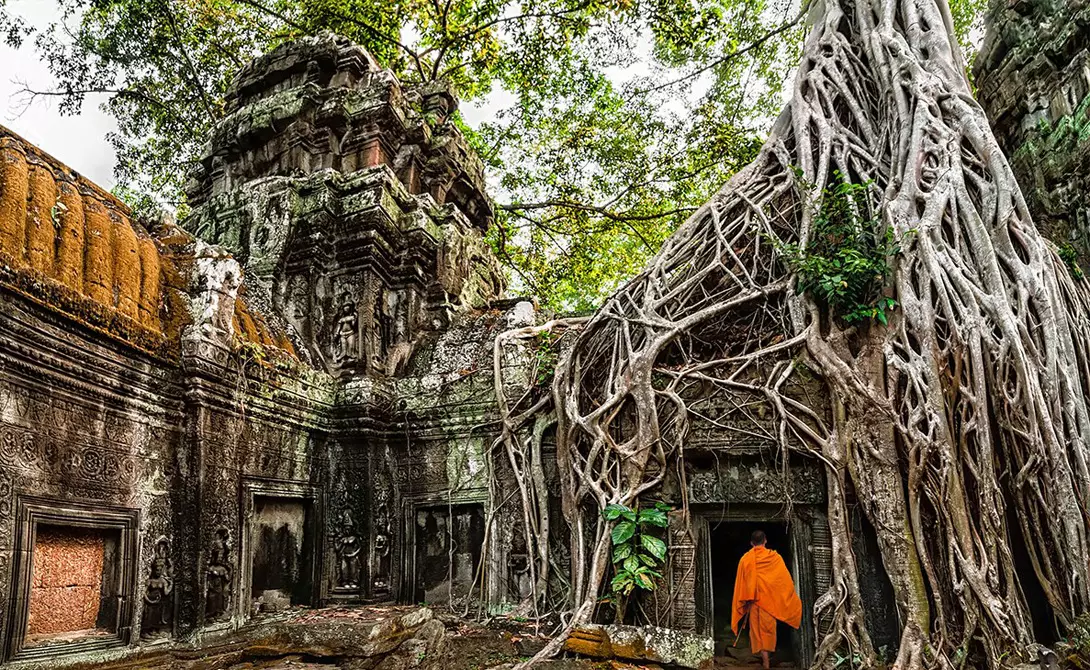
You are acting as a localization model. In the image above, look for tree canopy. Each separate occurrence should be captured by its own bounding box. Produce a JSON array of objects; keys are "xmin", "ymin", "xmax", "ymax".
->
[{"xmin": 0, "ymin": 0, "xmax": 984, "ymax": 308}]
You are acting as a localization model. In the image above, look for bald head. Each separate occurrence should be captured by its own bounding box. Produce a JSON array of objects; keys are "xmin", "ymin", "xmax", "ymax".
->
[{"xmin": 750, "ymin": 530, "xmax": 767, "ymax": 547}]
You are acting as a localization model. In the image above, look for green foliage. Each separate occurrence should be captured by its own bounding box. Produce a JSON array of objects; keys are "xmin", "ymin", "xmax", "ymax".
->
[
  {"xmin": 779, "ymin": 171, "xmax": 901, "ymax": 325},
  {"xmin": 0, "ymin": 0, "xmax": 987, "ymax": 307},
  {"xmin": 532, "ymin": 331, "xmax": 559, "ymax": 388},
  {"xmin": 603, "ymin": 502, "xmax": 669, "ymax": 621},
  {"xmin": 1059, "ymin": 242, "xmax": 1085, "ymax": 280}
]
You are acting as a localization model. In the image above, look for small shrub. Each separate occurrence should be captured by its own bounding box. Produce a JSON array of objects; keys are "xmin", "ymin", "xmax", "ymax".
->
[
  {"xmin": 603, "ymin": 502, "xmax": 670, "ymax": 623},
  {"xmin": 1059, "ymin": 242, "xmax": 1084, "ymax": 280},
  {"xmin": 533, "ymin": 332, "xmax": 558, "ymax": 387},
  {"xmin": 780, "ymin": 170, "xmax": 901, "ymax": 325}
]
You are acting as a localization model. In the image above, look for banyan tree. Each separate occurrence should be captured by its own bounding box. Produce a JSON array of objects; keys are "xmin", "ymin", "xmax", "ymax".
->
[{"xmin": 503, "ymin": 0, "xmax": 1090, "ymax": 665}]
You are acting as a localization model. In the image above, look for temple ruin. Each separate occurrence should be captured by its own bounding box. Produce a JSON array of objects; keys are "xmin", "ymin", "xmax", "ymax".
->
[{"xmin": 0, "ymin": 33, "xmax": 912, "ymax": 668}]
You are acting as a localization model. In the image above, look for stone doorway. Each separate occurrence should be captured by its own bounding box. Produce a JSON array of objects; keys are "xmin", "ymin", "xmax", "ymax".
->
[
  {"xmin": 4, "ymin": 496, "xmax": 138, "ymax": 662},
  {"xmin": 693, "ymin": 506, "xmax": 824, "ymax": 670},
  {"xmin": 410, "ymin": 504, "xmax": 485, "ymax": 606},
  {"xmin": 241, "ymin": 479, "xmax": 321, "ymax": 619},
  {"xmin": 250, "ymin": 497, "xmax": 312, "ymax": 613},
  {"xmin": 708, "ymin": 520, "xmax": 797, "ymax": 667},
  {"xmin": 25, "ymin": 525, "xmax": 122, "ymax": 647}
]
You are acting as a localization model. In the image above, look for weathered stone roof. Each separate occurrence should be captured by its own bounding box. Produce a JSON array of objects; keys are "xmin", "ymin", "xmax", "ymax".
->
[
  {"xmin": 0, "ymin": 124, "xmax": 297, "ymax": 360},
  {"xmin": 186, "ymin": 33, "xmax": 494, "ymax": 232},
  {"xmin": 0, "ymin": 124, "xmax": 165, "ymax": 351}
]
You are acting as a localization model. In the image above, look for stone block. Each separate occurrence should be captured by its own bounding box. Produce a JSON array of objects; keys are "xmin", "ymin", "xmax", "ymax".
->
[{"xmin": 562, "ymin": 624, "xmax": 714, "ymax": 670}]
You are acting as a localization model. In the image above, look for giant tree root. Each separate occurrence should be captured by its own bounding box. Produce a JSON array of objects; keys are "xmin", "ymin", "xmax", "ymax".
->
[{"xmin": 509, "ymin": 0, "xmax": 1090, "ymax": 666}]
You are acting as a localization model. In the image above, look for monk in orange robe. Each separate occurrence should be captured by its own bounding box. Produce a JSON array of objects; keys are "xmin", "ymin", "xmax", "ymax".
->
[{"xmin": 731, "ymin": 530, "xmax": 803, "ymax": 669}]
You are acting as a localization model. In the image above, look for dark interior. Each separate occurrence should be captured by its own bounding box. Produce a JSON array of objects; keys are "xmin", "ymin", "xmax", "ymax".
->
[
  {"xmin": 413, "ymin": 504, "xmax": 485, "ymax": 605},
  {"xmin": 1006, "ymin": 504, "xmax": 1059, "ymax": 644},
  {"xmin": 710, "ymin": 520, "xmax": 796, "ymax": 664},
  {"xmin": 251, "ymin": 496, "xmax": 312, "ymax": 611}
]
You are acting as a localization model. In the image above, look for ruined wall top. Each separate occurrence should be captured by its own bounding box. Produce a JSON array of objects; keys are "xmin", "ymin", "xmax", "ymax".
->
[
  {"xmin": 0, "ymin": 125, "xmax": 166, "ymax": 352},
  {"xmin": 0, "ymin": 124, "xmax": 299, "ymax": 362},
  {"xmin": 186, "ymin": 33, "xmax": 493, "ymax": 231},
  {"xmin": 974, "ymin": 0, "xmax": 1090, "ymax": 251}
]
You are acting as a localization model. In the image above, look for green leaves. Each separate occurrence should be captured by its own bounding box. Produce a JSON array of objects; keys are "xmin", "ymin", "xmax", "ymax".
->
[
  {"xmin": 641, "ymin": 534, "xmax": 667, "ymax": 560},
  {"xmin": 779, "ymin": 170, "xmax": 902, "ymax": 326},
  {"xmin": 637, "ymin": 505, "xmax": 669, "ymax": 528},
  {"xmin": 611, "ymin": 520, "xmax": 636, "ymax": 544},
  {"xmin": 604, "ymin": 501, "xmax": 670, "ymax": 614}
]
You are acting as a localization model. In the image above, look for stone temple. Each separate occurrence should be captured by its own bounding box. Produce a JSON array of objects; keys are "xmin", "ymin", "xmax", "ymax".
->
[{"xmin": 0, "ymin": 34, "xmax": 907, "ymax": 668}]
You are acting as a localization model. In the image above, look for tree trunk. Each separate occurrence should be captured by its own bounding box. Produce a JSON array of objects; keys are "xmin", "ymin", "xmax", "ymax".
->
[{"xmin": 520, "ymin": 0, "xmax": 1090, "ymax": 665}]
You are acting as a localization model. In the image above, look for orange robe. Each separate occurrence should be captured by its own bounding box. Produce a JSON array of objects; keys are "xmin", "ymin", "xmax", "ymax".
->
[{"xmin": 731, "ymin": 546, "xmax": 802, "ymax": 653}]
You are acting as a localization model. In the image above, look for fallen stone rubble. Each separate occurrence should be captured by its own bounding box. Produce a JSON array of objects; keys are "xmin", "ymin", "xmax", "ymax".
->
[{"xmin": 21, "ymin": 606, "xmax": 720, "ymax": 670}]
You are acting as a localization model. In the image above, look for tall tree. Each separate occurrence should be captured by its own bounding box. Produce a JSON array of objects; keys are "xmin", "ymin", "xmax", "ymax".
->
[
  {"xmin": 0, "ymin": 0, "xmax": 981, "ymax": 307},
  {"xmin": 511, "ymin": 0, "xmax": 1090, "ymax": 664}
]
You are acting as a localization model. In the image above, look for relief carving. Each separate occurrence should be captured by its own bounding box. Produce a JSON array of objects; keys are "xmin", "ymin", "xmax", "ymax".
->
[
  {"xmin": 334, "ymin": 509, "xmax": 362, "ymax": 591},
  {"xmin": 332, "ymin": 294, "xmax": 359, "ymax": 364},
  {"xmin": 371, "ymin": 495, "xmax": 392, "ymax": 597},
  {"xmin": 205, "ymin": 528, "xmax": 232, "ymax": 621},
  {"xmin": 142, "ymin": 537, "xmax": 174, "ymax": 638}
]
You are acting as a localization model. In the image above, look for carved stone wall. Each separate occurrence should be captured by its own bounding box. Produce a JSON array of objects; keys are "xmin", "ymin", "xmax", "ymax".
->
[
  {"xmin": 0, "ymin": 289, "xmax": 182, "ymax": 661},
  {"xmin": 975, "ymin": 0, "xmax": 1090, "ymax": 262}
]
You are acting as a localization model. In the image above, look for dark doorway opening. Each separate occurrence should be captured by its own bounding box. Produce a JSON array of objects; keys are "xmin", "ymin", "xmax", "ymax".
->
[
  {"xmin": 710, "ymin": 520, "xmax": 797, "ymax": 667},
  {"xmin": 412, "ymin": 504, "xmax": 485, "ymax": 606},
  {"xmin": 250, "ymin": 496, "xmax": 313, "ymax": 615},
  {"xmin": 1006, "ymin": 504, "xmax": 1059, "ymax": 644}
]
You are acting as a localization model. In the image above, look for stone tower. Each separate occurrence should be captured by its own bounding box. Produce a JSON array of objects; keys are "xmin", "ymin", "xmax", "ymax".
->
[{"xmin": 183, "ymin": 34, "xmax": 506, "ymax": 376}]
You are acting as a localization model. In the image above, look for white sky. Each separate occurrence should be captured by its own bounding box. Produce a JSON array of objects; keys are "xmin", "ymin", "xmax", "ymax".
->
[
  {"xmin": 0, "ymin": 2, "xmax": 674, "ymax": 194},
  {"xmin": 0, "ymin": 0, "xmax": 118, "ymax": 188}
]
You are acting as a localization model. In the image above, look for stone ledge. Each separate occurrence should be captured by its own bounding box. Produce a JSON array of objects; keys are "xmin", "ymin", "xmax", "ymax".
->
[{"xmin": 562, "ymin": 624, "xmax": 714, "ymax": 670}]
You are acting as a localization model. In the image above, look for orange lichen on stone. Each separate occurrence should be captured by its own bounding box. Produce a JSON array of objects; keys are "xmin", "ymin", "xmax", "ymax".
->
[
  {"xmin": 235, "ymin": 299, "xmax": 260, "ymax": 343},
  {"xmin": 24, "ymin": 163, "xmax": 57, "ymax": 275},
  {"xmin": 110, "ymin": 209, "xmax": 141, "ymax": 319},
  {"xmin": 0, "ymin": 125, "xmax": 175, "ymax": 355},
  {"xmin": 138, "ymin": 236, "xmax": 161, "ymax": 330},
  {"xmin": 276, "ymin": 332, "xmax": 297, "ymax": 356},
  {"xmin": 83, "ymin": 197, "xmax": 114, "ymax": 305},
  {"xmin": 253, "ymin": 311, "xmax": 276, "ymax": 347},
  {"xmin": 27, "ymin": 527, "xmax": 105, "ymax": 637},
  {"xmin": 54, "ymin": 178, "xmax": 86, "ymax": 291},
  {"xmin": 0, "ymin": 139, "xmax": 28, "ymax": 265}
]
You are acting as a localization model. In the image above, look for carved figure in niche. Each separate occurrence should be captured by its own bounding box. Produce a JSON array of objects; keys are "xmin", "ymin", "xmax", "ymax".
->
[
  {"xmin": 371, "ymin": 289, "xmax": 391, "ymax": 371},
  {"xmin": 205, "ymin": 528, "xmax": 232, "ymax": 621},
  {"xmin": 372, "ymin": 530, "xmax": 391, "ymax": 593},
  {"xmin": 332, "ymin": 294, "xmax": 358, "ymax": 363},
  {"xmin": 335, "ymin": 510, "xmax": 362, "ymax": 590},
  {"xmin": 371, "ymin": 500, "xmax": 393, "ymax": 595},
  {"xmin": 142, "ymin": 537, "xmax": 174, "ymax": 637}
]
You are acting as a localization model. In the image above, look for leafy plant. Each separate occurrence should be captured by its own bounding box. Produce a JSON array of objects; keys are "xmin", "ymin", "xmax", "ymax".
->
[
  {"xmin": 780, "ymin": 170, "xmax": 901, "ymax": 325},
  {"xmin": 1059, "ymin": 242, "xmax": 1085, "ymax": 280},
  {"xmin": 533, "ymin": 332, "xmax": 559, "ymax": 388},
  {"xmin": 603, "ymin": 501, "xmax": 670, "ymax": 622}
]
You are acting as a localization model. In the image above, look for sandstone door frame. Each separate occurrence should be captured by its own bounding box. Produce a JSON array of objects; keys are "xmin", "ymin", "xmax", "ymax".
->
[
  {"xmin": 692, "ymin": 503, "xmax": 823, "ymax": 669},
  {"xmin": 238, "ymin": 477, "xmax": 323, "ymax": 621},
  {"xmin": 400, "ymin": 490, "xmax": 489, "ymax": 606},
  {"xmin": 3, "ymin": 494, "xmax": 139, "ymax": 662}
]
